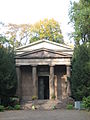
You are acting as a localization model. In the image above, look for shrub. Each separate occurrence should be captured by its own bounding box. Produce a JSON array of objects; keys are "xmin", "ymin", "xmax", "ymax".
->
[
  {"xmin": 0, "ymin": 105, "xmax": 5, "ymax": 112},
  {"xmin": 80, "ymin": 102, "xmax": 85, "ymax": 109},
  {"xmin": 32, "ymin": 96, "xmax": 37, "ymax": 100},
  {"xmin": 6, "ymin": 106, "xmax": 14, "ymax": 110},
  {"xmin": 51, "ymin": 94, "xmax": 56, "ymax": 100},
  {"xmin": 66, "ymin": 104, "xmax": 73, "ymax": 110},
  {"xmin": 52, "ymin": 105, "xmax": 56, "ymax": 110},
  {"xmin": 9, "ymin": 97, "xmax": 19, "ymax": 106},
  {"xmin": 83, "ymin": 96, "xmax": 90, "ymax": 111},
  {"xmin": 14, "ymin": 105, "xmax": 21, "ymax": 110}
]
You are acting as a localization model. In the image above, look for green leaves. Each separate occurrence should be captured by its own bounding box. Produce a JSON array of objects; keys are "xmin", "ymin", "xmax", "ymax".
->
[
  {"xmin": 0, "ymin": 45, "xmax": 17, "ymax": 105},
  {"xmin": 83, "ymin": 96, "xmax": 90, "ymax": 111},
  {"xmin": 30, "ymin": 18, "xmax": 64, "ymax": 43},
  {"xmin": 69, "ymin": 0, "xmax": 90, "ymax": 100},
  {"xmin": 0, "ymin": 18, "xmax": 64, "ymax": 48},
  {"xmin": 70, "ymin": 44, "xmax": 90, "ymax": 100},
  {"xmin": 69, "ymin": 0, "xmax": 90, "ymax": 45}
]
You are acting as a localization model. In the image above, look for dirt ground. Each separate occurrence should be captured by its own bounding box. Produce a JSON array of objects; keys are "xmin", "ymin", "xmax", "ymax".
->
[{"xmin": 0, "ymin": 110, "xmax": 90, "ymax": 120}]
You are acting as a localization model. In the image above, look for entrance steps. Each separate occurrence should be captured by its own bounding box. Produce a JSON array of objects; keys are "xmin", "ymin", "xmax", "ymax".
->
[{"xmin": 21, "ymin": 98, "xmax": 74, "ymax": 110}]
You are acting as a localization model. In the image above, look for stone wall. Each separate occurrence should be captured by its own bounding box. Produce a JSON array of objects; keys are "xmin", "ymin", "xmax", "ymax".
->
[
  {"xmin": 54, "ymin": 65, "xmax": 68, "ymax": 99},
  {"xmin": 20, "ymin": 65, "xmax": 69, "ymax": 101},
  {"xmin": 21, "ymin": 66, "xmax": 33, "ymax": 101}
]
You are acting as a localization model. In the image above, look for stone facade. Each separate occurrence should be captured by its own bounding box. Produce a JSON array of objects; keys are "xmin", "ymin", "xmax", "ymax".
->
[{"xmin": 15, "ymin": 39, "xmax": 73, "ymax": 102}]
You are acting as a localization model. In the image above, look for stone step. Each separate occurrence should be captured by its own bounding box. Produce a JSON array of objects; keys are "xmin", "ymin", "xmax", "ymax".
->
[
  {"xmin": 21, "ymin": 100, "xmax": 64, "ymax": 110},
  {"xmin": 21, "ymin": 97, "xmax": 74, "ymax": 110}
]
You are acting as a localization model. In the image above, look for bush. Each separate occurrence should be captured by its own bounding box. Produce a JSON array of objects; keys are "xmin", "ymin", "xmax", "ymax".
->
[
  {"xmin": 9, "ymin": 97, "xmax": 19, "ymax": 106},
  {"xmin": 83, "ymin": 96, "xmax": 90, "ymax": 111},
  {"xmin": 0, "ymin": 105, "xmax": 5, "ymax": 112},
  {"xmin": 52, "ymin": 105, "xmax": 56, "ymax": 110},
  {"xmin": 6, "ymin": 106, "xmax": 14, "ymax": 110},
  {"xmin": 51, "ymin": 94, "xmax": 56, "ymax": 100},
  {"xmin": 32, "ymin": 96, "xmax": 37, "ymax": 100},
  {"xmin": 14, "ymin": 105, "xmax": 21, "ymax": 110},
  {"xmin": 66, "ymin": 104, "xmax": 73, "ymax": 110}
]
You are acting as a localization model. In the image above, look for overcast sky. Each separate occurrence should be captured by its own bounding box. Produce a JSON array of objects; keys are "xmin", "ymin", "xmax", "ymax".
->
[{"xmin": 0, "ymin": 0, "xmax": 79, "ymax": 43}]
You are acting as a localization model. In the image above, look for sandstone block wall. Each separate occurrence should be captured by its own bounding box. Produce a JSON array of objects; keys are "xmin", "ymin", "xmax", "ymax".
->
[{"xmin": 21, "ymin": 66, "xmax": 33, "ymax": 101}]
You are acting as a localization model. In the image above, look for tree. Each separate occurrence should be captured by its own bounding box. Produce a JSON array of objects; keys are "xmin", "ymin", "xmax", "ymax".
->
[
  {"xmin": 69, "ymin": 0, "xmax": 90, "ymax": 100},
  {"xmin": 69, "ymin": 0, "xmax": 90, "ymax": 45},
  {"xmin": 0, "ymin": 22, "xmax": 9, "ymax": 46},
  {"xmin": 70, "ymin": 44, "xmax": 90, "ymax": 100},
  {"xmin": 30, "ymin": 18, "xmax": 64, "ymax": 43},
  {"xmin": 0, "ymin": 23, "xmax": 31, "ymax": 48},
  {"xmin": 4, "ymin": 23, "xmax": 31, "ymax": 49},
  {"xmin": 0, "ymin": 19, "xmax": 64, "ymax": 49},
  {"xmin": 0, "ymin": 36, "xmax": 9, "ymax": 45},
  {"xmin": 0, "ymin": 40, "xmax": 17, "ymax": 106}
]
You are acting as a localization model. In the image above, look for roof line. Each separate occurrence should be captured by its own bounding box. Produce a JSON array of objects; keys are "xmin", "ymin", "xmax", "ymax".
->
[{"xmin": 16, "ymin": 39, "xmax": 73, "ymax": 50}]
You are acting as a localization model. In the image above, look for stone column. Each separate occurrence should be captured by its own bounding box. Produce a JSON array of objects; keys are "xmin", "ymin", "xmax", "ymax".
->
[
  {"xmin": 54, "ymin": 75, "xmax": 57, "ymax": 99},
  {"xmin": 67, "ymin": 65, "xmax": 71, "ymax": 77},
  {"xmin": 32, "ymin": 65, "xmax": 37, "ymax": 97},
  {"xmin": 16, "ymin": 66, "xmax": 22, "ymax": 100},
  {"xmin": 49, "ymin": 66, "xmax": 55, "ymax": 99},
  {"xmin": 66, "ymin": 65, "xmax": 71, "ymax": 96}
]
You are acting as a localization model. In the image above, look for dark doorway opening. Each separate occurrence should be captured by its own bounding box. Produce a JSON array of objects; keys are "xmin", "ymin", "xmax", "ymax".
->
[{"xmin": 38, "ymin": 76, "xmax": 49, "ymax": 99}]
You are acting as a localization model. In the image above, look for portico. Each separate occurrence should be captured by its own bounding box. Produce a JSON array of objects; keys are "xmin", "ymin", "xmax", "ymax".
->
[{"xmin": 15, "ymin": 39, "xmax": 73, "ymax": 101}]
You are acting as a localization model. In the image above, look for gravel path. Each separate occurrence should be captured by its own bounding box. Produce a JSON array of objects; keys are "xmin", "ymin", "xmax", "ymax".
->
[{"xmin": 0, "ymin": 110, "xmax": 90, "ymax": 120}]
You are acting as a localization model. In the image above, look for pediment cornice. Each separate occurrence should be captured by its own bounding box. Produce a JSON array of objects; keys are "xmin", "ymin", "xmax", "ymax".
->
[{"xmin": 16, "ymin": 48, "xmax": 72, "ymax": 59}]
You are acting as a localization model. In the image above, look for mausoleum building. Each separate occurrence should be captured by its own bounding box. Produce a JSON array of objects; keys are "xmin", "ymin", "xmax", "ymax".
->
[{"xmin": 15, "ymin": 39, "xmax": 73, "ymax": 101}]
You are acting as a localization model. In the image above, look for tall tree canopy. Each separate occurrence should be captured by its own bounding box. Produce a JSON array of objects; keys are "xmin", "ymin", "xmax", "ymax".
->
[
  {"xmin": 69, "ymin": 0, "xmax": 90, "ymax": 100},
  {"xmin": 0, "ymin": 19, "xmax": 64, "ymax": 48},
  {"xmin": 0, "ymin": 36, "xmax": 8, "ymax": 45},
  {"xmin": 0, "ymin": 38, "xmax": 17, "ymax": 106},
  {"xmin": 69, "ymin": 0, "xmax": 90, "ymax": 45},
  {"xmin": 5, "ymin": 24, "xmax": 31, "ymax": 48},
  {"xmin": 30, "ymin": 18, "xmax": 64, "ymax": 43},
  {"xmin": 70, "ymin": 44, "xmax": 90, "ymax": 100}
]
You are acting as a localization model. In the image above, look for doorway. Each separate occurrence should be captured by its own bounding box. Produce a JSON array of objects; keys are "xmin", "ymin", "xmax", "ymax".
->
[{"xmin": 38, "ymin": 76, "xmax": 49, "ymax": 99}]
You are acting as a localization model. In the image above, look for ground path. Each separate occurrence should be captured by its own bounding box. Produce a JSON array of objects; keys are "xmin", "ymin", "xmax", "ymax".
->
[{"xmin": 0, "ymin": 110, "xmax": 90, "ymax": 120}]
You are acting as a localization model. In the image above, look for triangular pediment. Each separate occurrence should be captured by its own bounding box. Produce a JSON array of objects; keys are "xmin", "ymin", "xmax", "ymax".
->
[
  {"xmin": 16, "ymin": 39, "xmax": 73, "ymax": 55},
  {"xmin": 16, "ymin": 48, "xmax": 72, "ymax": 59}
]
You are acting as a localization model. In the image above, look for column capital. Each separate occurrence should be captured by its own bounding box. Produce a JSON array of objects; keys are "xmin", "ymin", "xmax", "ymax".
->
[
  {"xmin": 16, "ymin": 65, "xmax": 21, "ymax": 67},
  {"xmin": 49, "ymin": 64, "xmax": 55, "ymax": 67},
  {"xmin": 32, "ymin": 65, "xmax": 37, "ymax": 67},
  {"xmin": 66, "ymin": 65, "xmax": 71, "ymax": 67}
]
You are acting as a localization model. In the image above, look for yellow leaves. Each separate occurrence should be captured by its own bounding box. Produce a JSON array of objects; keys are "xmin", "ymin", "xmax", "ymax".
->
[
  {"xmin": 30, "ymin": 18, "xmax": 63, "ymax": 43},
  {"xmin": 0, "ymin": 44, "xmax": 3, "ymax": 48},
  {"xmin": 5, "ymin": 23, "xmax": 31, "ymax": 47},
  {"xmin": 3, "ymin": 18, "xmax": 63, "ymax": 46}
]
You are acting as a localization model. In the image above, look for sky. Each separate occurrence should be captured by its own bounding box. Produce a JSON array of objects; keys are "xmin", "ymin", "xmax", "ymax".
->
[{"xmin": 0, "ymin": 0, "xmax": 79, "ymax": 44}]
